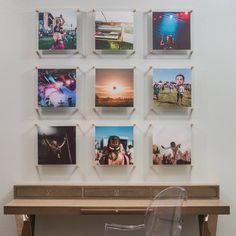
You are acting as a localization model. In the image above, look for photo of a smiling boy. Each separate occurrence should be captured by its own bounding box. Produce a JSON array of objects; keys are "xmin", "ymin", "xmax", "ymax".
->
[{"xmin": 153, "ymin": 68, "xmax": 191, "ymax": 108}]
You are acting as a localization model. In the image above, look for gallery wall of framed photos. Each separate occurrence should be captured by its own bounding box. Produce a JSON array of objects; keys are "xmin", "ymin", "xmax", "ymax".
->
[
  {"xmin": 1, "ymin": 0, "xmax": 235, "ymax": 235},
  {"xmin": 34, "ymin": 8, "xmax": 194, "ymax": 174}
]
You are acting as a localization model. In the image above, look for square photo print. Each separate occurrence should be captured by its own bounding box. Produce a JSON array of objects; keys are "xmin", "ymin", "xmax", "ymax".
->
[
  {"xmin": 38, "ymin": 69, "xmax": 76, "ymax": 108},
  {"xmin": 95, "ymin": 126, "xmax": 134, "ymax": 165},
  {"xmin": 152, "ymin": 11, "xmax": 191, "ymax": 50},
  {"xmin": 153, "ymin": 125, "xmax": 191, "ymax": 165},
  {"xmin": 38, "ymin": 10, "xmax": 77, "ymax": 50},
  {"xmin": 95, "ymin": 68, "xmax": 134, "ymax": 107},
  {"xmin": 95, "ymin": 11, "xmax": 134, "ymax": 50},
  {"xmin": 38, "ymin": 126, "xmax": 76, "ymax": 165},
  {"xmin": 153, "ymin": 68, "xmax": 191, "ymax": 107}
]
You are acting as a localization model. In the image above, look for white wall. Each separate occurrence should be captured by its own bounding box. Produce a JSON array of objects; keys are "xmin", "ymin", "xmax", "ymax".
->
[{"xmin": 0, "ymin": 0, "xmax": 236, "ymax": 235}]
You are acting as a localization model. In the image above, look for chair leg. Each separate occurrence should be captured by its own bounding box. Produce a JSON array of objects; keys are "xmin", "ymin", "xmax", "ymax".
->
[
  {"xmin": 15, "ymin": 215, "xmax": 35, "ymax": 236},
  {"xmin": 198, "ymin": 215, "xmax": 218, "ymax": 236}
]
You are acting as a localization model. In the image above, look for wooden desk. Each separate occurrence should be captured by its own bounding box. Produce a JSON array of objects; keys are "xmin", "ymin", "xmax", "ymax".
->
[{"xmin": 4, "ymin": 184, "xmax": 230, "ymax": 236}]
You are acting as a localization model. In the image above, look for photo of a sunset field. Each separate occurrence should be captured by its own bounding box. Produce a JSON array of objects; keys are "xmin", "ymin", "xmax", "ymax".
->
[{"xmin": 95, "ymin": 68, "xmax": 134, "ymax": 107}]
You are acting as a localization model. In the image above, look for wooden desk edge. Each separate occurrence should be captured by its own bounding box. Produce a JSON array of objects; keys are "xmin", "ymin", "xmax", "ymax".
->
[{"xmin": 4, "ymin": 199, "xmax": 230, "ymax": 215}]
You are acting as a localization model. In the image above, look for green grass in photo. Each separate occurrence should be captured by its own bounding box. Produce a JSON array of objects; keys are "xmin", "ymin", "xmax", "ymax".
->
[
  {"xmin": 153, "ymin": 88, "xmax": 191, "ymax": 107},
  {"xmin": 38, "ymin": 37, "xmax": 54, "ymax": 50},
  {"xmin": 39, "ymin": 36, "xmax": 76, "ymax": 50}
]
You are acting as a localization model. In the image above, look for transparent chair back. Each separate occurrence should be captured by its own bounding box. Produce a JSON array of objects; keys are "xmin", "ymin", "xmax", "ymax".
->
[
  {"xmin": 103, "ymin": 186, "xmax": 187, "ymax": 236},
  {"xmin": 144, "ymin": 186, "xmax": 187, "ymax": 236}
]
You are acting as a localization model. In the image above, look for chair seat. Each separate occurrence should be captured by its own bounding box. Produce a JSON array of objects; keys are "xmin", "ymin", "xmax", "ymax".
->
[{"xmin": 104, "ymin": 223, "xmax": 145, "ymax": 236}]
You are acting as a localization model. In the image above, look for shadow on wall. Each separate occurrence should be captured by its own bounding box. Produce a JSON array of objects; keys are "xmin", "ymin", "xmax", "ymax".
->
[{"xmin": 35, "ymin": 214, "xmax": 199, "ymax": 236}]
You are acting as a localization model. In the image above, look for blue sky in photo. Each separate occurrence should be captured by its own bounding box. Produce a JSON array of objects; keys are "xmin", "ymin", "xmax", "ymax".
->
[
  {"xmin": 95, "ymin": 126, "xmax": 133, "ymax": 140},
  {"xmin": 153, "ymin": 68, "xmax": 191, "ymax": 83}
]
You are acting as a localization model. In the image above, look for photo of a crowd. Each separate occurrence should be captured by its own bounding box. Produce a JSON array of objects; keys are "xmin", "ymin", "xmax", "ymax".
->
[
  {"xmin": 95, "ymin": 68, "xmax": 134, "ymax": 107},
  {"xmin": 38, "ymin": 10, "xmax": 77, "ymax": 50},
  {"xmin": 38, "ymin": 69, "xmax": 76, "ymax": 108},
  {"xmin": 95, "ymin": 11, "xmax": 134, "ymax": 50},
  {"xmin": 153, "ymin": 125, "xmax": 191, "ymax": 165},
  {"xmin": 95, "ymin": 126, "xmax": 134, "ymax": 165},
  {"xmin": 152, "ymin": 11, "xmax": 191, "ymax": 50},
  {"xmin": 153, "ymin": 68, "xmax": 191, "ymax": 107},
  {"xmin": 38, "ymin": 126, "xmax": 76, "ymax": 165}
]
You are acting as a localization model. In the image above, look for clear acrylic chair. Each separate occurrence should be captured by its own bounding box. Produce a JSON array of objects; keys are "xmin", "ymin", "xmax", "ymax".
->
[{"xmin": 104, "ymin": 186, "xmax": 187, "ymax": 236}]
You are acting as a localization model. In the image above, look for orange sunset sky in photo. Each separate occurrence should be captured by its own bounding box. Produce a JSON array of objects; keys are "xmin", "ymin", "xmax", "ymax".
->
[{"xmin": 96, "ymin": 69, "xmax": 134, "ymax": 99}]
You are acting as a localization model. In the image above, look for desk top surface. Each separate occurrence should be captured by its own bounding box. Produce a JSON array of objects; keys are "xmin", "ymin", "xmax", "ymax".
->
[{"xmin": 4, "ymin": 198, "xmax": 230, "ymax": 215}]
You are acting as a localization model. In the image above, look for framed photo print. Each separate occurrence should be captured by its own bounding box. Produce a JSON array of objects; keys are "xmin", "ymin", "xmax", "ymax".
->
[
  {"xmin": 95, "ymin": 68, "xmax": 134, "ymax": 107},
  {"xmin": 152, "ymin": 11, "xmax": 191, "ymax": 50},
  {"xmin": 95, "ymin": 10, "xmax": 134, "ymax": 51},
  {"xmin": 38, "ymin": 126, "xmax": 76, "ymax": 165},
  {"xmin": 38, "ymin": 10, "xmax": 77, "ymax": 51},
  {"xmin": 38, "ymin": 69, "xmax": 76, "ymax": 108},
  {"xmin": 153, "ymin": 124, "xmax": 191, "ymax": 165},
  {"xmin": 153, "ymin": 68, "xmax": 191, "ymax": 108},
  {"xmin": 95, "ymin": 126, "xmax": 134, "ymax": 165}
]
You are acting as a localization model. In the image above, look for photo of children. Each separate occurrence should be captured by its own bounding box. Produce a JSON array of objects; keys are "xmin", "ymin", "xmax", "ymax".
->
[
  {"xmin": 153, "ymin": 68, "xmax": 191, "ymax": 107},
  {"xmin": 38, "ymin": 10, "xmax": 77, "ymax": 50},
  {"xmin": 152, "ymin": 12, "xmax": 191, "ymax": 50},
  {"xmin": 95, "ymin": 11, "xmax": 134, "ymax": 50},
  {"xmin": 153, "ymin": 125, "xmax": 191, "ymax": 165},
  {"xmin": 95, "ymin": 68, "xmax": 134, "ymax": 107},
  {"xmin": 95, "ymin": 126, "xmax": 134, "ymax": 165},
  {"xmin": 38, "ymin": 69, "xmax": 76, "ymax": 108},
  {"xmin": 38, "ymin": 126, "xmax": 76, "ymax": 165}
]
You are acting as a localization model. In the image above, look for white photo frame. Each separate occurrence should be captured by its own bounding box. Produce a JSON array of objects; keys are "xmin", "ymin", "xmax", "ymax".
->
[
  {"xmin": 94, "ymin": 124, "xmax": 135, "ymax": 166},
  {"xmin": 92, "ymin": 67, "xmax": 136, "ymax": 116},
  {"xmin": 36, "ymin": 9, "xmax": 81, "ymax": 57},
  {"xmin": 152, "ymin": 123, "xmax": 193, "ymax": 166},
  {"xmin": 145, "ymin": 9, "xmax": 193, "ymax": 57},
  {"xmin": 92, "ymin": 9, "xmax": 136, "ymax": 56}
]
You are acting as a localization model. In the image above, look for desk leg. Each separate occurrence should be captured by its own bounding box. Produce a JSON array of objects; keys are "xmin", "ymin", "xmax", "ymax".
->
[
  {"xmin": 198, "ymin": 215, "xmax": 218, "ymax": 236},
  {"xmin": 15, "ymin": 215, "xmax": 35, "ymax": 236}
]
